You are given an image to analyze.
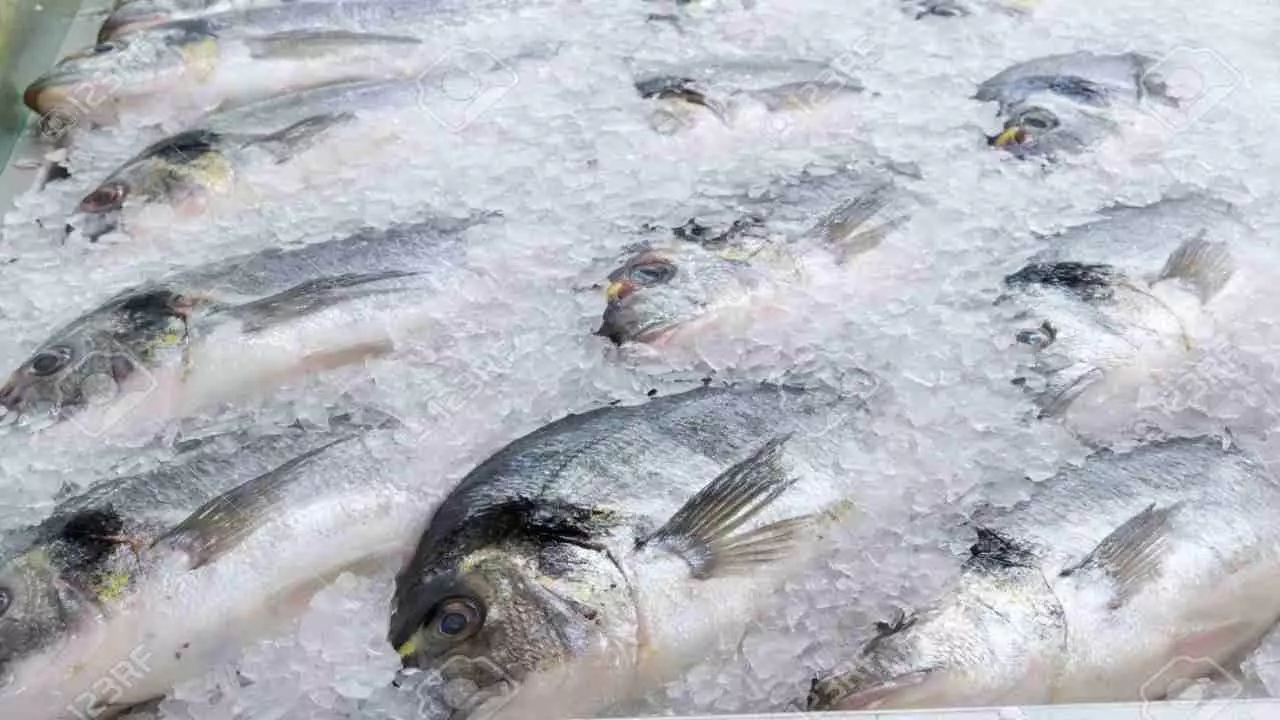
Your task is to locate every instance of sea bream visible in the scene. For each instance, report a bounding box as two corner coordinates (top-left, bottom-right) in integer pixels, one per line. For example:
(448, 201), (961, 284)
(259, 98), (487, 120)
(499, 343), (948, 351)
(0, 213), (497, 435)
(66, 78), (424, 242)
(808, 436), (1280, 711)
(597, 163), (913, 345)
(999, 195), (1246, 420)
(975, 52), (1174, 157)
(0, 411), (435, 719)
(23, 0), (463, 129)
(100, 0), (365, 42)
(389, 383), (869, 720)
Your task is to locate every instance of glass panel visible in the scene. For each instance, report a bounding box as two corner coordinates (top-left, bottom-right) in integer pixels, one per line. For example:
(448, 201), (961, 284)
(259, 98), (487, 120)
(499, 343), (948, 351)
(0, 0), (81, 168)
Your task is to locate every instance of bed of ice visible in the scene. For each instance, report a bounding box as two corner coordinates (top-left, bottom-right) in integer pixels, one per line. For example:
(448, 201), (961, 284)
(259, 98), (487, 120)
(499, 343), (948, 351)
(4, 0), (1280, 717)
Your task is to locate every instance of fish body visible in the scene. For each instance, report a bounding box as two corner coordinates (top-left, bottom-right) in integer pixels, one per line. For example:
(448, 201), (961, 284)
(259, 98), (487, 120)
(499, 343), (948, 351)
(68, 78), (422, 242)
(100, 0), (364, 42)
(598, 163), (911, 344)
(633, 58), (863, 134)
(24, 1), (455, 128)
(975, 52), (1170, 157)
(1000, 195), (1242, 419)
(1, 214), (494, 434)
(809, 437), (1280, 711)
(390, 383), (867, 719)
(0, 412), (427, 719)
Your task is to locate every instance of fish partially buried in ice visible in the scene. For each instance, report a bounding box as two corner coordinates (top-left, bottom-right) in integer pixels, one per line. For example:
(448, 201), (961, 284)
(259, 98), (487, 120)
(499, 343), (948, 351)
(807, 436), (1280, 711)
(597, 164), (912, 345)
(23, 2), (448, 129)
(389, 383), (867, 720)
(1000, 196), (1244, 419)
(67, 78), (422, 242)
(633, 58), (863, 135)
(0, 410), (435, 720)
(98, 0), (395, 41)
(975, 52), (1174, 157)
(0, 213), (497, 435)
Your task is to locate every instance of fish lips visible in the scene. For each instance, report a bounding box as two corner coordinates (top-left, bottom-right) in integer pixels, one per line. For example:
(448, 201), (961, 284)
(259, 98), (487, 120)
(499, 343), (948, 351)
(67, 209), (122, 243)
(595, 301), (677, 345)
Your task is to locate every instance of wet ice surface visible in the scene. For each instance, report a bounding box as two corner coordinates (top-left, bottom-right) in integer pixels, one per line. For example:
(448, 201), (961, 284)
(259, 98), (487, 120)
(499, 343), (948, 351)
(4, 0), (1280, 716)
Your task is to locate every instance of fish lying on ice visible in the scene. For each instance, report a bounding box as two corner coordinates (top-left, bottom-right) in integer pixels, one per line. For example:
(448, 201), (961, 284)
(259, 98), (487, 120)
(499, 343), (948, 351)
(0, 410), (436, 720)
(390, 383), (868, 720)
(999, 195), (1246, 420)
(23, 1), (463, 129)
(0, 213), (498, 436)
(98, 0), (382, 42)
(809, 436), (1280, 711)
(597, 163), (913, 345)
(975, 52), (1174, 157)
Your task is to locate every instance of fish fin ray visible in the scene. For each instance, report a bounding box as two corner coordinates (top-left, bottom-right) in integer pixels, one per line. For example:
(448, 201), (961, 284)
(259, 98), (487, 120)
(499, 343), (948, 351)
(639, 435), (807, 579)
(1061, 502), (1178, 608)
(247, 30), (422, 60)
(224, 271), (422, 332)
(1156, 232), (1234, 302)
(153, 438), (351, 569)
(805, 184), (906, 260)
(252, 113), (355, 164)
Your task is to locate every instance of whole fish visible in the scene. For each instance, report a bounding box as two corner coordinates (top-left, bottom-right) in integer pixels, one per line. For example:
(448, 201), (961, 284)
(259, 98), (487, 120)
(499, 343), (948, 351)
(0, 214), (496, 435)
(1000, 196), (1242, 418)
(100, 0), (354, 42)
(390, 383), (867, 720)
(0, 411), (430, 720)
(903, 0), (1035, 19)
(23, 1), (460, 128)
(975, 52), (1172, 157)
(808, 437), (1280, 711)
(67, 78), (424, 242)
(597, 163), (911, 344)
(633, 58), (863, 135)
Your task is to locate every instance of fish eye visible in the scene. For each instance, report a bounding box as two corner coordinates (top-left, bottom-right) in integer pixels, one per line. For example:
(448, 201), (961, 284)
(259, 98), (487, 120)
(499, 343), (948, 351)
(627, 261), (676, 287)
(0, 587), (9, 617)
(432, 597), (483, 640)
(79, 183), (126, 213)
(1019, 109), (1058, 131)
(29, 346), (74, 377)
(1015, 321), (1057, 349)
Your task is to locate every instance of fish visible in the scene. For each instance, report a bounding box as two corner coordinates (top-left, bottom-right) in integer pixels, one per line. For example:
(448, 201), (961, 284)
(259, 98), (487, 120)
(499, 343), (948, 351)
(0, 213), (497, 435)
(67, 77), (423, 242)
(389, 383), (867, 720)
(597, 163), (911, 345)
(999, 196), (1243, 419)
(0, 409), (435, 719)
(633, 58), (863, 134)
(807, 436), (1280, 711)
(100, 0), (362, 42)
(903, 0), (1036, 19)
(23, 1), (459, 128)
(974, 52), (1173, 157)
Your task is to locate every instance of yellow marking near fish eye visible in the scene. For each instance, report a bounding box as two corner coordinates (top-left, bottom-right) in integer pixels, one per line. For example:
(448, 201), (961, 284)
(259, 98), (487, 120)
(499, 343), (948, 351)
(396, 636), (419, 657)
(95, 572), (131, 602)
(605, 282), (627, 301)
(993, 126), (1025, 147)
(182, 152), (235, 194)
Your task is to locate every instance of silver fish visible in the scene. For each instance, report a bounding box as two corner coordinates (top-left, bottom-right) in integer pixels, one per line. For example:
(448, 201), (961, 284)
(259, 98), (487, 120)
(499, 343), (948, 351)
(809, 437), (1280, 711)
(597, 163), (911, 344)
(1, 214), (495, 435)
(1000, 196), (1242, 418)
(0, 410), (432, 720)
(975, 52), (1172, 157)
(24, 1), (459, 128)
(100, 0), (360, 42)
(389, 383), (866, 720)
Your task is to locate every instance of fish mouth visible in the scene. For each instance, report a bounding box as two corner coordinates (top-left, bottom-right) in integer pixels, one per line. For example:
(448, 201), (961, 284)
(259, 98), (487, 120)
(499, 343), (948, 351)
(594, 307), (678, 345)
(67, 210), (122, 243)
(22, 74), (69, 115)
(1023, 366), (1104, 418)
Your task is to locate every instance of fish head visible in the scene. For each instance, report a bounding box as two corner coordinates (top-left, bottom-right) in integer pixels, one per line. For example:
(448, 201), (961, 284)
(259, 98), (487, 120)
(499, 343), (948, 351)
(24, 22), (220, 122)
(0, 290), (191, 428)
(98, 1), (173, 42)
(1001, 261), (1180, 416)
(808, 533), (1064, 711)
(392, 539), (632, 719)
(596, 242), (764, 344)
(988, 95), (1116, 157)
(69, 130), (231, 242)
(0, 546), (93, 688)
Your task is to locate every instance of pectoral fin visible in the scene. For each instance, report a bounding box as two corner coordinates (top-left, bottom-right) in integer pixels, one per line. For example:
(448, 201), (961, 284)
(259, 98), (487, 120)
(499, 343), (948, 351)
(805, 184), (908, 262)
(1060, 503), (1179, 609)
(225, 270), (423, 332)
(637, 435), (810, 579)
(1155, 232), (1234, 302)
(252, 112), (356, 164)
(153, 438), (351, 569)
(247, 30), (422, 60)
